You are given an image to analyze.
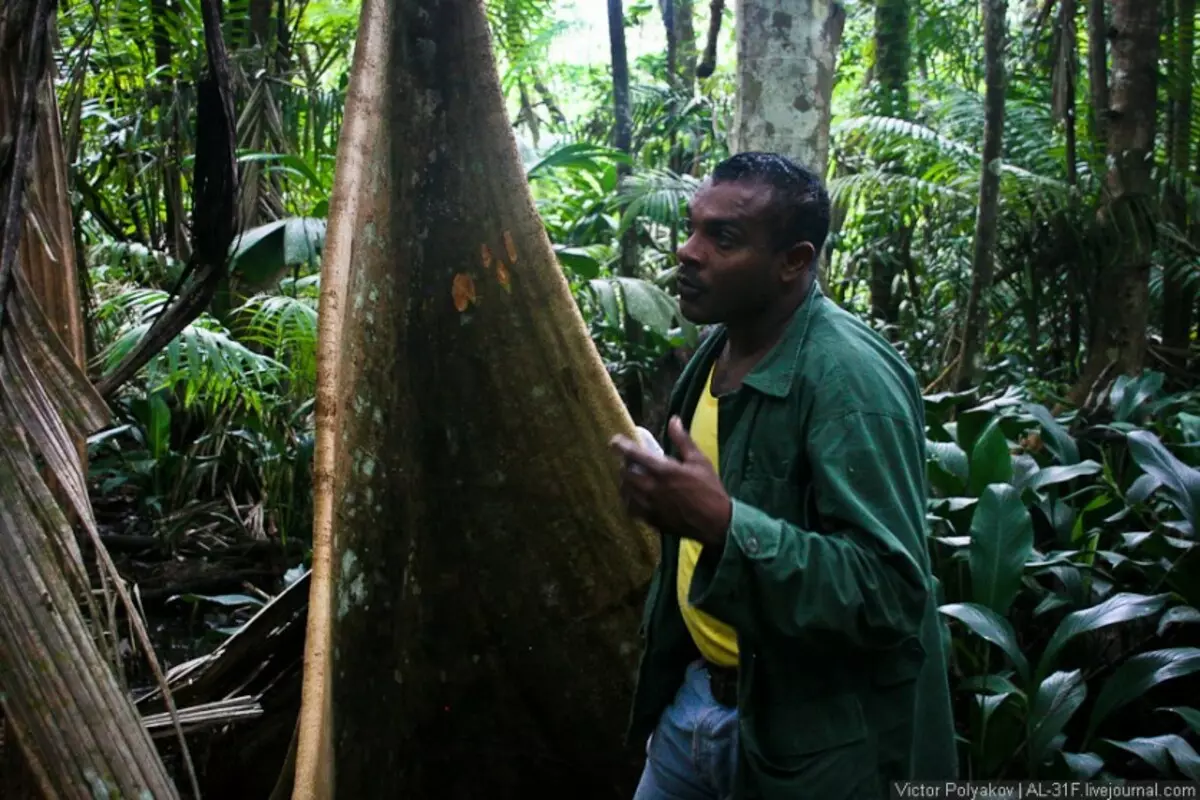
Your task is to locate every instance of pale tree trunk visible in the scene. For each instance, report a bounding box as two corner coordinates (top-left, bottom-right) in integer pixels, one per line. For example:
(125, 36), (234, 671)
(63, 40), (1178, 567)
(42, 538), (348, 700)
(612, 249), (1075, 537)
(731, 0), (846, 181)
(952, 0), (1007, 392)
(1163, 0), (1195, 366)
(290, 0), (657, 797)
(0, 1), (190, 797)
(1071, 0), (1159, 405)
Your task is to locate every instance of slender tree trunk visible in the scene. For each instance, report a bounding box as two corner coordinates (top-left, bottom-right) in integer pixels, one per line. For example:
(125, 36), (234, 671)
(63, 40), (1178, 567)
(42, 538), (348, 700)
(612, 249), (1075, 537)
(1164, 0), (1195, 365)
(952, 0), (1007, 392)
(1071, 0), (1159, 404)
(1086, 0), (1109, 155)
(660, 0), (699, 91)
(609, 0), (645, 422)
(732, 0), (846, 180)
(867, 0), (909, 331)
(290, 0), (657, 797)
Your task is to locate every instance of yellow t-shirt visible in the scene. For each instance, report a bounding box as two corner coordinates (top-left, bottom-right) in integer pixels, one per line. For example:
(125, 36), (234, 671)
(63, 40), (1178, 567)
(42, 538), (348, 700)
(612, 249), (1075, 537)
(676, 364), (739, 667)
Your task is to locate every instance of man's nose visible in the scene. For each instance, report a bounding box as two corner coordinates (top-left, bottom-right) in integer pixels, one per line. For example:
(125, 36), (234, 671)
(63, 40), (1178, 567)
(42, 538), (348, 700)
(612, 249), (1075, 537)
(676, 232), (700, 267)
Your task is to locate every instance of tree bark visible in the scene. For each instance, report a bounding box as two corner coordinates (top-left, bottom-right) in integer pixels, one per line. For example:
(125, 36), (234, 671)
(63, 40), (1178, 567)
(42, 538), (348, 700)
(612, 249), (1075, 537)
(1163, 0), (1195, 365)
(952, 0), (1007, 392)
(662, 0), (699, 91)
(1086, 0), (1109, 155)
(608, 0), (645, 422)
(1071, 0), (1159, 405)
(867, 0), (909, 330)
(731, 0), (846, 181)
(290, 1), (658, 797)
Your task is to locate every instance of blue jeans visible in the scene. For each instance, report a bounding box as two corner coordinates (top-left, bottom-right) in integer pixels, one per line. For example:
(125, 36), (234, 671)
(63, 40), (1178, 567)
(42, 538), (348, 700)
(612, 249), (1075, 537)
(633, 660), (740, 800)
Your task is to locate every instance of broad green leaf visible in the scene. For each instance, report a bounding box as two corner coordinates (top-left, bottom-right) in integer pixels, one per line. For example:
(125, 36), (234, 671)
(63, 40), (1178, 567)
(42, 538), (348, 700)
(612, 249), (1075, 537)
(969, 417), (1013, 495)
(229, 217), (326, 287)
(928, 440), (969, 496)
(1161, 706), (1200, 736)
(969, 485), (1034, 616)
(554, 245), (605, 279)
(1158, 606), (1200, 636)
(1028, 670), (1087, 766)
(1060, 751), (1104, 779)
(1126, 473), (1163, 505)
(939, 602), (1030, 682)
(1087, 648), (1200, 738)
(1110, 371), (1164, 422)
(1025, 403), (1080, 465)
(1037, 593), (1171, 681)
(1027, 461), (1102, 491)
(1102, 734), (1200, 779)
(1127, 429), (1200, 535)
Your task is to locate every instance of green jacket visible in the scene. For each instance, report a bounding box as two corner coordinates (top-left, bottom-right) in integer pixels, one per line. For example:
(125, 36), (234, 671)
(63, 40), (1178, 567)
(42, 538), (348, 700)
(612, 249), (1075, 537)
(628, 284), (958, 799)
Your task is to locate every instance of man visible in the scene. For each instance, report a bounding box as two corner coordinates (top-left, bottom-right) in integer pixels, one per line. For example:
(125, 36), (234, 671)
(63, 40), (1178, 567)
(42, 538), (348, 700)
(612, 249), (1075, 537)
(610, 153), (958, 800)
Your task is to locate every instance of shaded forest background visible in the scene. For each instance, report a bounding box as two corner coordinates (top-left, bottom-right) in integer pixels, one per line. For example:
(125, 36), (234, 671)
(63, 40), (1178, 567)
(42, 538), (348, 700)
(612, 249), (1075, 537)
(3, 0), (1200, 794)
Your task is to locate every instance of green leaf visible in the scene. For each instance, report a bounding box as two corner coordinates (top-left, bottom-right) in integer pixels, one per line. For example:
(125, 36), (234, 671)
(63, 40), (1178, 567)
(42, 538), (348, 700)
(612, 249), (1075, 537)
(1037, 593), (1171, 681)
(1102, 734), (1200, 779)
(587, 277), (682, 336)
(1028, 670), (1087, 766)
(1161, 706), (1200, 736)
(969, 485), (1035, 616)
(1127, 429), (1200, 535)
(1025, 403), (1080, 465)
(939, 602), (1030, 682)
(969, 416), (1013, 495)
(169, 593), (265, 607)
(928, 440), (969, 495)
(1060, 751), (1104, 779)
(1126, 473), (1163, 505)
(1087, 648), (1200, 739)
(229, 217), (326, 287)
(1158, 606), (1200, 637)
(1027, 461), (1102, 491)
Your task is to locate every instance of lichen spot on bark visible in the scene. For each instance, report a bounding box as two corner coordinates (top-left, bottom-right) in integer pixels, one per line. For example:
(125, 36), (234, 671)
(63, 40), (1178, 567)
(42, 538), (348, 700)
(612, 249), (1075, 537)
(337, 549), (367, 620)
(503, 231), (518, 263)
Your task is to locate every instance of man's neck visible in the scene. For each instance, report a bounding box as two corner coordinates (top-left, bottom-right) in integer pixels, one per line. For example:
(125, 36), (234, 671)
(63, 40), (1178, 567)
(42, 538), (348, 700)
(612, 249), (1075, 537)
(723, 283), (810, 364)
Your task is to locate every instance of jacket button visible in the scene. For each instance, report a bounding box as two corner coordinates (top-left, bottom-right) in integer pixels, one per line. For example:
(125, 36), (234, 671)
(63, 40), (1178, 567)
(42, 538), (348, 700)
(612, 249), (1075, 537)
(745, 536), (760, 555)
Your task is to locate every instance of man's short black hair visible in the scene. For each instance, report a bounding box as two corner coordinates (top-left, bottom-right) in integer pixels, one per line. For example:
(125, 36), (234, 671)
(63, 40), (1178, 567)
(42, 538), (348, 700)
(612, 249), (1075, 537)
(710, 152), (831, 256)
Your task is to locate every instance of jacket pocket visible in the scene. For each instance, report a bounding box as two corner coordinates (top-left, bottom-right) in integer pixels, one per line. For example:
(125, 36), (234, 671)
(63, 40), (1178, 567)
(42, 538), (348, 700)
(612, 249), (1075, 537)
(741, 691), (876, 800)
(743, 688), (867, 763)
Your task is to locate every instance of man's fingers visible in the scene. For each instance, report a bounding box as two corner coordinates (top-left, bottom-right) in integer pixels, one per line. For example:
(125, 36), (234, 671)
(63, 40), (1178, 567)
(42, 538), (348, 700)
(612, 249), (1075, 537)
(667, 416), (703, 462)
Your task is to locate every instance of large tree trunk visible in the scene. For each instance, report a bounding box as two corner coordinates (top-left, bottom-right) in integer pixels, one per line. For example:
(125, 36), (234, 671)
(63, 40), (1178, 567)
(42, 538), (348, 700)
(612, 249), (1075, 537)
(731, 0), (846, 180)
(1071, 0), (1159, 405)
(290, 0), (657, 797)
(952, 0), (1007, 392)
(1163, 0), (1195, 367)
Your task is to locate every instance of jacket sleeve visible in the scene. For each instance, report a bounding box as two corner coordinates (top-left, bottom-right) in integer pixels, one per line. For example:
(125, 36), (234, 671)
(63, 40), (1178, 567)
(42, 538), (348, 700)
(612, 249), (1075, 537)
(687, 409), (931, 651)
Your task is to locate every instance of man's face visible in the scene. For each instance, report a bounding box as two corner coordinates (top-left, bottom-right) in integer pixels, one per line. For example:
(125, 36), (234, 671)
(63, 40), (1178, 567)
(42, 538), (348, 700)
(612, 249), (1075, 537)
(674, 179), (805, 326)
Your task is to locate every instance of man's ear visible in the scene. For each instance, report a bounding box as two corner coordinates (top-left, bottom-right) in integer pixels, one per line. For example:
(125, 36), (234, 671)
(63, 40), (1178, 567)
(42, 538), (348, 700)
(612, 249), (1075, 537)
(780, 241), (816, 283)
